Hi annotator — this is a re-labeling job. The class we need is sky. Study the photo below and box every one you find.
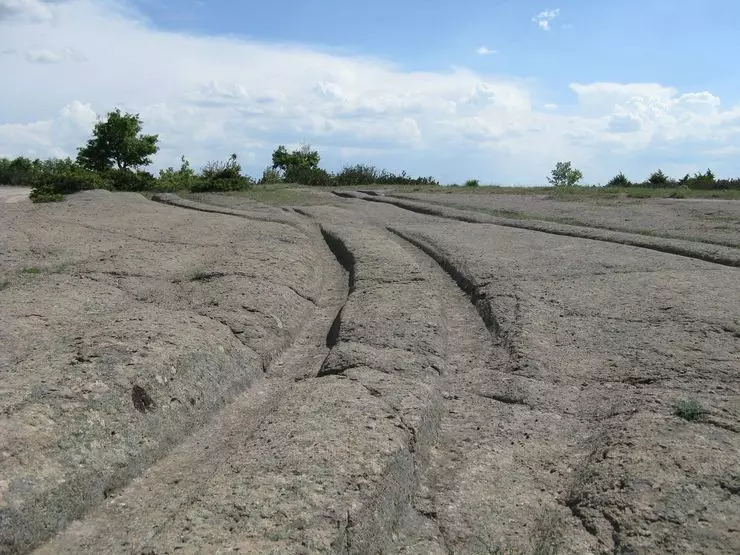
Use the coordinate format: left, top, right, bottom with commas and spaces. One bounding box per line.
1, 0, 739, 185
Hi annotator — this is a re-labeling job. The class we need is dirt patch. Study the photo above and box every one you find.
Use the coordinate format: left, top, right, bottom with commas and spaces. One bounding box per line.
0, 187, 31, 204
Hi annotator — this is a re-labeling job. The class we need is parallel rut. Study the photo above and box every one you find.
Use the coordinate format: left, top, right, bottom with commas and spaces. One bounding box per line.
33, 218, 349, 554
384, 229, 598, 554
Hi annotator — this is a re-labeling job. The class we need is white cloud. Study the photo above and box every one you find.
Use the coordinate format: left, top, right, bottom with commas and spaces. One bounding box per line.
533, 9, 560, 31
0, 0, 739, 184
476, 46, 497, 55
0, 0, 54, 21
24, 46, 87, 63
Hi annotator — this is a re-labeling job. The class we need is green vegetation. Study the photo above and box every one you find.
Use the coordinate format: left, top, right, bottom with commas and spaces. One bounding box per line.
606, 171, 630, 187
191, 153, 254, 192
547, 161, 583, 187
674, 399, 704, 421
77, 109, 158, 172
21, 267, 40, 274
464, 179, 480, 187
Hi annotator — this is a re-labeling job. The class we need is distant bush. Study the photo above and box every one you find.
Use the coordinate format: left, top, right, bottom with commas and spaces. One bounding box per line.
192, 153, 253, 192
648, 169, 670, 186
334, 164, 379, 186
258, 166, 283, 185
157, 156, 197, 191
606, 172, 631, 187
106, 169, 155, 191
284, 166, 333, 187
464, 179, 480, 187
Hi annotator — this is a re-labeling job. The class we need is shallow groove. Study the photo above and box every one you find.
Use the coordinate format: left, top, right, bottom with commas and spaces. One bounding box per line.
151, 193, 299, 228
354, 192, 740, 268
388, 227, 510, 345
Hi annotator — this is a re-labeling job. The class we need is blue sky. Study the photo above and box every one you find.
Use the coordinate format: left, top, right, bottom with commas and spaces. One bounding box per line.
1, 0, 739, 184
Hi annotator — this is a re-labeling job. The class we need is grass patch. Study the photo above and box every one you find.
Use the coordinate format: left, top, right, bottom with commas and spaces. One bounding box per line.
189, 184, 324, 205
674, 399, 704, 421
21, 267, 41, 275
190, 270, 226, 282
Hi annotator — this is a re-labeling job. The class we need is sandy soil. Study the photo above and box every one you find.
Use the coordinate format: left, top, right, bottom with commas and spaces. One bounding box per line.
1, 189, 738, 554
0, 187, 31, 204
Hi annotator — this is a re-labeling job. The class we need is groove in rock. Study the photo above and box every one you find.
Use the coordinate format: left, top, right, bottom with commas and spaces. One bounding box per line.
352, 193, 740, 269
388, 227, 511, 346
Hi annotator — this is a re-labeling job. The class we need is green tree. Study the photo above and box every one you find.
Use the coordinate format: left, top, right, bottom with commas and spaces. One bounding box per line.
271, 143, 321, 179
77, 109, 159, 172
547, 161, 583, 187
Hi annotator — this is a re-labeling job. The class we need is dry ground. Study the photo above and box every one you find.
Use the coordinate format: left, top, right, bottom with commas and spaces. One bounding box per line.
1, 187, 738, 554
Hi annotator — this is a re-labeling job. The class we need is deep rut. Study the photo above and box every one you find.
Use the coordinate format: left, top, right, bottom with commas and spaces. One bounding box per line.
34, 209, 350, 554
385, 229, 600, 554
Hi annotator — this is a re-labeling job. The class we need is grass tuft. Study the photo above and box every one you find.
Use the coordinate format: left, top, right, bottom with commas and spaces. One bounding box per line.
674, 399, 704, 421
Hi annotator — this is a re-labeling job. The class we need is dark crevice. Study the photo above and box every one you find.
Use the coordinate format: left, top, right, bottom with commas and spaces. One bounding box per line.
319, 226, 356, 293
325, 308, 343, 348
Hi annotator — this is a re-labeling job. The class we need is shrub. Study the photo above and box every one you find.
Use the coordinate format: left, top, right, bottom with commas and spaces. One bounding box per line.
259, 166, 283, 185
669, 186, 688, 199
283, 165, 333, 187
606, 172, 631, 187
464, 179, 480, 187
106, 169, 155, 191
334, 164, 379, 187
29, 164, 109, 201
193, 154, 253, 192
547, 161, 583, 187
157, 156, 197, 191
674, 399, 704, 421
648, 169, 670, 187
30, 186, 64, 203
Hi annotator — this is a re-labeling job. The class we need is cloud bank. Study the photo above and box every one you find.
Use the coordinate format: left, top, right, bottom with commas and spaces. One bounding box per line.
1, 0, 739, 183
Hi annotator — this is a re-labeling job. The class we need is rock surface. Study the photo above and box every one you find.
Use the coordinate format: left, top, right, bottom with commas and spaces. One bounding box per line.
1, 188, 737, 554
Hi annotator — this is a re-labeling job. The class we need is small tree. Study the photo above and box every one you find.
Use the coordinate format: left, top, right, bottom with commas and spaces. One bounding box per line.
606, 172, 630, 187
77, 108, 159, 172
547, 161, 583, 187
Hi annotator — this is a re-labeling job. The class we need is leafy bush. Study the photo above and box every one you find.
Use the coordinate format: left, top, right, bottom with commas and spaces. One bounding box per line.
606, 172, 631, 187
284, 166, 333, 187
106, 169, 155, 191
29, 186, 64, 203
29, 164, 109, 201
193, 153, 253, 192
464, 179, 480, 187
334, 164, 379, 186
157, 156, 197, 191
547, 161, 583, 187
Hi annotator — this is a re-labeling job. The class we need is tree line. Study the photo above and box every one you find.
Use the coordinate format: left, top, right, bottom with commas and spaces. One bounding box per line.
2, 108, 738, 202
0, 109, 437, 202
